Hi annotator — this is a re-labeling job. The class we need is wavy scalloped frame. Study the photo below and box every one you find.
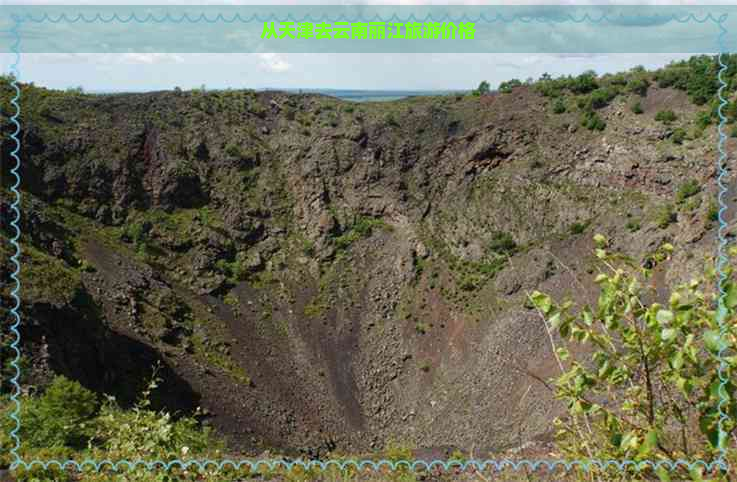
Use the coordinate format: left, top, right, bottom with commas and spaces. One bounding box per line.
4, 10, 732, 478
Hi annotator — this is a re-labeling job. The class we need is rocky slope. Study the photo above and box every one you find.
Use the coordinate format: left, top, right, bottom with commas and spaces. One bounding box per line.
1, 62, 734, 459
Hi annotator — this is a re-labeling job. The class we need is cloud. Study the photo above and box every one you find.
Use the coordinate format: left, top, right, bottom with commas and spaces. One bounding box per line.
119, 53, 184, 64
27, 52, 184, 65
256, 52, 291, 73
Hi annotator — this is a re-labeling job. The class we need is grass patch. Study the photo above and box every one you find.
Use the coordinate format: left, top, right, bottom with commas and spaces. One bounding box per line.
333, 216, 391, 251
655, 204, 677, 228
569, 221, 589, 235
676, 179, 701, 203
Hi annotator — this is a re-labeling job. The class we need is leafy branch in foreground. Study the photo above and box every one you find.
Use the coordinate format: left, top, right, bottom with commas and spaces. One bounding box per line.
0, 364, 224, 481
529, 236, 737, 481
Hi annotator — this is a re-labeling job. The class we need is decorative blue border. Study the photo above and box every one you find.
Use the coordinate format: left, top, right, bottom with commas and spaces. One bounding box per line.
7, 13, 23, 471
717, 22, 732, 469
7, 12, 731, 23
4, 10, 731, 478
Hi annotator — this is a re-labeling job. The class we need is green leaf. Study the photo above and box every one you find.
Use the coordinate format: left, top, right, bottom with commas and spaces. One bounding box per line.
670, 351, 684, 370
725, 281, 737, 309
661, 328, 677, 342
656, 309, 674, 325
637, 429, 658, 458
688, 465, 705, 482
593, 233, 608, 247
704, 330, 728, 354
669, 291, 681, 306
655, 466, 671, 482
610, 432, 622, 448
548, 311, 561, 328
529, 291, 552, 314
620, 431, 639, 451
582, 307, 594, 326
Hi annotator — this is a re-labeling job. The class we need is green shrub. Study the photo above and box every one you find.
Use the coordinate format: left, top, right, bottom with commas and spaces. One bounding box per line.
459, 273, 482, 291
488, 231, 517, 256
2, 368, 223, 479
671, 127, 687, 145
625, 219, 641, 232
570, 70, 598, 94
631, 101, 643, 114
730, 125, 737, 138
606, 73, 627, 86
528, 240, 736, 480
94, 367, 218, 461
121, 220, 148, 246
224, 143, 242, 158
581, 111, 606, 131
655, 109, 678, 124
569, 221, 588, 235
707, 201, 720, 223
301, 239, 315, 256
696, 110, 712, 130
676, 179, 701, 203
626, 76, 649, 96
655, 204, 677, 228
499, 78, 522, 94
19, 376, 99, 449
535, 76, 566, 98
385, 113, 399, 127
552, 97, 566, 114
589, 87, 617, 109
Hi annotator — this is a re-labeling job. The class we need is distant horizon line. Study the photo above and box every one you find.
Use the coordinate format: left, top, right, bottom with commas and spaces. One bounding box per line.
83, 87, 468, 93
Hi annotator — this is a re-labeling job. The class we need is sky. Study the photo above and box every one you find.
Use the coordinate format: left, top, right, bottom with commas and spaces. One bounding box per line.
0, 0, 719, 92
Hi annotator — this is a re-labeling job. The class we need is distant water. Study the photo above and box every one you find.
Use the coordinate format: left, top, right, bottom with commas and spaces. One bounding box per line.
263, 88, 464, 102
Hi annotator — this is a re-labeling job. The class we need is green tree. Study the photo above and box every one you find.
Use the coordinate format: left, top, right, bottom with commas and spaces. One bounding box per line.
529, 238, 736, 480
474, 80, 491, 96
570, 70, 598, 94
499, 78, 522, 94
